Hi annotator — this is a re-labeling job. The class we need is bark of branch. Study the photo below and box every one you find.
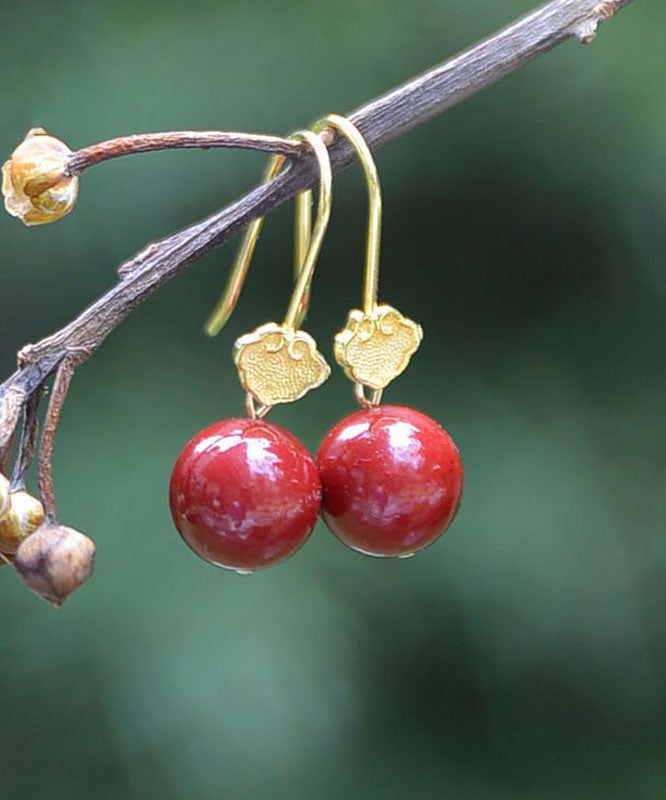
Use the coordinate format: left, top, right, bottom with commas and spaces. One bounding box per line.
0, 0, 637, 438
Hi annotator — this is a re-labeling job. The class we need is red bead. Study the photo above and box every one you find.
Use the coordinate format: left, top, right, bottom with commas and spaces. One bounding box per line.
317, 405, 463, 558
169, 418, 321, 572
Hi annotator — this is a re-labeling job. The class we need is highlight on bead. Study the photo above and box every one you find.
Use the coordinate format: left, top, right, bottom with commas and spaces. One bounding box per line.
0, 489, 45, 555
2, 127, 79, 225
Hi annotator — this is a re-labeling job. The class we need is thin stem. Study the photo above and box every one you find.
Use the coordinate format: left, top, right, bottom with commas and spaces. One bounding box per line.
0, 428, 14, 476
11, 388, 43, 491
67, 131, 304, 175
0, 387, 27, 458
38, 354, 85, 522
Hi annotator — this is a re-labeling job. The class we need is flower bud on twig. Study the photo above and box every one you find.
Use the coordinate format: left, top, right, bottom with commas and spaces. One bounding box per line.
14, 523, 95, 607
0, 489, 44, 554
2, 128, 78, 225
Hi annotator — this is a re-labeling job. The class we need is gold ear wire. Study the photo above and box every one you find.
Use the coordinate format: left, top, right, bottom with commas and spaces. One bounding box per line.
312, 114, 423, 407
229, 130, 333, 417
204, 152, 284, 337
312, 114, 381, 316
281, 130, 332, 329
294, 187, 313, 325
204, 135, 319, 338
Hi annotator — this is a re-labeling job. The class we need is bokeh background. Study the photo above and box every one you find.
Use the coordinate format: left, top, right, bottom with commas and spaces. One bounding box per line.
1, 1, 664, 797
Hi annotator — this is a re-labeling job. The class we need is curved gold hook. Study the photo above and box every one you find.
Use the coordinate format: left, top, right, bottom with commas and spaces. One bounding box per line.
281, 130, 332, 329
294, 186, 312, 315
204, 132, 322, 337
312, 114, 382, 314
313, 115, 422, 406
231, 131, 332, 412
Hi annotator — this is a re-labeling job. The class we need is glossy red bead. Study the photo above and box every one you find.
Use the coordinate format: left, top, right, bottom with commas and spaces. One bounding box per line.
317, 405, 463, 557
169, 418, 321, 572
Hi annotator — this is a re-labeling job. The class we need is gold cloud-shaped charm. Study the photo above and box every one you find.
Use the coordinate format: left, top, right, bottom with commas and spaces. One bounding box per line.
234, 323, 331, 407
334, 304, 423, 390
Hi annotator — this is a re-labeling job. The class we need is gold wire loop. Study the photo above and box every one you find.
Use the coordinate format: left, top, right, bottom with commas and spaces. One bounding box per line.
245, 393, 271, 420
355, 383, 383, 408
312, 114, 382, 315
204, 131, 325, 337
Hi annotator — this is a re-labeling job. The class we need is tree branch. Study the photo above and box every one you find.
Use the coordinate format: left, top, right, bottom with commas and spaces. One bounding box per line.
0, 0, 636, 450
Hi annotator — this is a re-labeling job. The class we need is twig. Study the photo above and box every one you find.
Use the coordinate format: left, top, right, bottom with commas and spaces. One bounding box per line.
11, 389, 43, 491
37, 352, 86, 522
67, 131, 303, 175
0, 0, 637, 473
0, 386, 28, 455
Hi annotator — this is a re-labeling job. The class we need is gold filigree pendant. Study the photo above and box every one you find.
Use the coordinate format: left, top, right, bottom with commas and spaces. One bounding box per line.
334, 304, 423, 390
234, 323, 331, 408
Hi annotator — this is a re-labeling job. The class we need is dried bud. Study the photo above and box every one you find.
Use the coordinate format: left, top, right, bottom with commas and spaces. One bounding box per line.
2, 127, 78, 225
0, 489, 44, 554
0, 472, 10, 520
14, 523, 95, 607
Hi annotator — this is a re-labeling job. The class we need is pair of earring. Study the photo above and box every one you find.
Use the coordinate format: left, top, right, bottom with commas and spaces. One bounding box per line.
168, 115, 463, 573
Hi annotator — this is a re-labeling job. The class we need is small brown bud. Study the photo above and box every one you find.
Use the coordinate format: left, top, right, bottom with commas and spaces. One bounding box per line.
2, 127, 78, 225
14, 523, 95, 607
0, 473, 10, 520
0, 489, 44, 554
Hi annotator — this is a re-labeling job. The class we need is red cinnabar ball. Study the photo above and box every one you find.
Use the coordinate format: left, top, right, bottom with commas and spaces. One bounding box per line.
317, 405, 463, 558
169, 418, 321, 572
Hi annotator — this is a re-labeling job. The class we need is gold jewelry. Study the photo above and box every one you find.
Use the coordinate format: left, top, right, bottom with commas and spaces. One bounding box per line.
205, 136, 318, 337
312, 114, 423, 407
205, 130, 332, 418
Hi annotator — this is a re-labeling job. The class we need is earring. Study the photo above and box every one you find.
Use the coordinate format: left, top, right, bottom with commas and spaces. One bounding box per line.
313, 114, 464, 559
170, 131, 332, 574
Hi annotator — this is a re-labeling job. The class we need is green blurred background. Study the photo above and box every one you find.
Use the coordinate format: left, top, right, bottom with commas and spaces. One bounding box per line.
1, 1, 665, 797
